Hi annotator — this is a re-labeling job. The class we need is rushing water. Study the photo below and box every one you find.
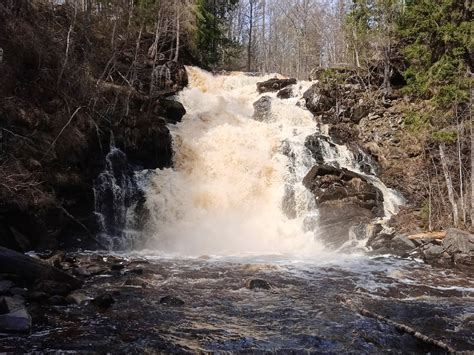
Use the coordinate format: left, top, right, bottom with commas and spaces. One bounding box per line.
142, 67, 403, 256
7, 68, 470, 353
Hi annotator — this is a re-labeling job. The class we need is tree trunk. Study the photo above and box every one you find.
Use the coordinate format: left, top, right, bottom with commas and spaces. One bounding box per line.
174, 0, 180, 62
439, 143, 459, 226
247, 0, 254, 72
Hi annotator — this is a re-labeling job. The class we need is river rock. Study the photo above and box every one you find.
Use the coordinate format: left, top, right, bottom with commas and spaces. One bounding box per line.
257, 78, 296, 94
91, 293, 115, 309
277, 86, 293, 99
246, 279, 271, 290
66, 292, 90, 305
160, 295, 185, 306
0, 297, 31, 333
390, 234, 416, 252
442, 228, 474, 267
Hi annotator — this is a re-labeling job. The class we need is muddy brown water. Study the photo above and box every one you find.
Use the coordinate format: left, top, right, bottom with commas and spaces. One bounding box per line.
1, 253, 473, 353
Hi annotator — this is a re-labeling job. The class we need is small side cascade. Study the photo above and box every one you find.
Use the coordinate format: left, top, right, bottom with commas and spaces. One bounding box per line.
93, 133, 146, 250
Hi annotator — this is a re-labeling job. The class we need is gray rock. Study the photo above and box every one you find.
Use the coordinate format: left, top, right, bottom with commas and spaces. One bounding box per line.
66, 292, 90, 305
73, 267, 91, 277
253, 96, 272, 121
160, 295, 185, 306
390, 234, 416, 252
423, 245, 444, 260
277, 86, 293, 99
246, 279, 271, 290
257, 78, 296, 94
443, 228, 474, 254
0, 297, 31, 333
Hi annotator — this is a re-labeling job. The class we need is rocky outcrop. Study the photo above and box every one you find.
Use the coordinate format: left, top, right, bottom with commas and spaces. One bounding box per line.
257, 78, 296, 94
303, 165, 384, 247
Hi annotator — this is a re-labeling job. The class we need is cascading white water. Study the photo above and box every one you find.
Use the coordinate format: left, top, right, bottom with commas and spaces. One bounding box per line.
143, 68, 325, 256
143, 67, 403, 256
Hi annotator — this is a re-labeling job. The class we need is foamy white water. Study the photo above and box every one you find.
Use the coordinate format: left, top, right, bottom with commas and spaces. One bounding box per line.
143, 67, 403, 256
143, 68, 326, 256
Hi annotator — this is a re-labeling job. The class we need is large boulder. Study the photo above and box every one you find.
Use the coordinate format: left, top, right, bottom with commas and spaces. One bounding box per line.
303, 165, 384, 248
442, 228, 474, 267
257, 78, 296, 94
303, 84, 336, 115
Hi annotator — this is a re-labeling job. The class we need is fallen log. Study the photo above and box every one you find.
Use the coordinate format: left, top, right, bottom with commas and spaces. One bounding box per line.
340, 297, 456, 353
0, 247, 82, 289
408, 231, 446, 240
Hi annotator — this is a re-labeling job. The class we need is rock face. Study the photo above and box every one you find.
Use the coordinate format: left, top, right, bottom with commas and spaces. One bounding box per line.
303, 165, 384, 248
257, 78, 296, 94
253, 96, 272, 121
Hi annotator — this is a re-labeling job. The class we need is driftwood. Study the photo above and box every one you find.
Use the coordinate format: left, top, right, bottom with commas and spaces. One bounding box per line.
0, 247, 82, 289
408, 231, 446, 240
340, 297, 456, 353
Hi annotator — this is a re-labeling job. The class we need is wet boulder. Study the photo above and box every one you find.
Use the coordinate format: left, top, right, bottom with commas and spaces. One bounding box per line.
246, 279, 271, 290
253, 95, 272, 121
160, 295, 185, 306
277, 86, 293, 99
303, 165, 384, 248
0, 297, 31, 333
303, 83, 336, 116
257, 78, 296, 94
157, 98, 186, 124
442, 228, 474, 267
91, 293, 115, 309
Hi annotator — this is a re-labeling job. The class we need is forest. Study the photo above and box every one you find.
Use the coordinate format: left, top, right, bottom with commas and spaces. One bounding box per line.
0, 0, 473, 353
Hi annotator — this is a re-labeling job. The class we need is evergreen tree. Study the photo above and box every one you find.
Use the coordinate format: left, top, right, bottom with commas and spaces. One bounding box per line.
194, 0, 240, 68
398, 0, 472, 106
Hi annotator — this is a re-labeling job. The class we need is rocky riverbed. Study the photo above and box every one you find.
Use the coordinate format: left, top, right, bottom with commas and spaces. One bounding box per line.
0, 251, 473, 353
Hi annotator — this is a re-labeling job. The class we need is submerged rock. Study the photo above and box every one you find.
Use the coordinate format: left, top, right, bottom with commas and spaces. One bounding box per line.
257, 78, 296, 94
160, 295, 185, 306
91, 293, 115, 309
246, 279, 271, 290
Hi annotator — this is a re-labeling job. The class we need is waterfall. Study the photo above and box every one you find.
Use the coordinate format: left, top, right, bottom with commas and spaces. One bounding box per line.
93, 134, 146, 250
141, 67, 403, 256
